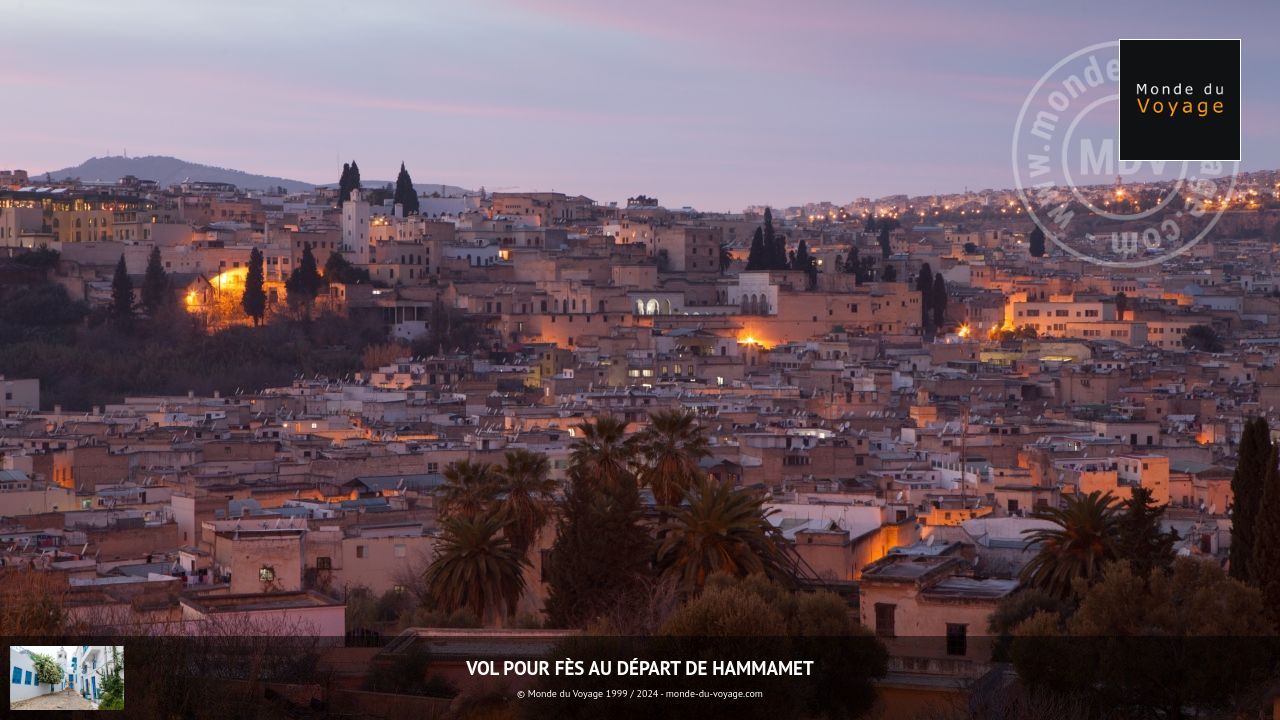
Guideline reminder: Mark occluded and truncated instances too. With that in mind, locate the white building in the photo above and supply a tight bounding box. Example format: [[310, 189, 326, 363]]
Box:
[[8, 646, 55, 703], [68, 645, 121, 704]]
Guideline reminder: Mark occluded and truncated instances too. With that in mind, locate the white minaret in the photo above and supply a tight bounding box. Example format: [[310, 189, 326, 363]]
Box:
[[55, 647, 68, 689], [341, 188, 372, 265]]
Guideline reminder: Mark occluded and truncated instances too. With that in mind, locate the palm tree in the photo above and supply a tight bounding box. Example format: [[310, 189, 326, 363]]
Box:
[[656, 477, 789, 593], [568, 416, 637, 496], [496, 448, 557, 553], [438, 460, 499, 519], [1020, 490, 1121, 599], [425, 510, 528, 622], [636, 409, 710, 508]]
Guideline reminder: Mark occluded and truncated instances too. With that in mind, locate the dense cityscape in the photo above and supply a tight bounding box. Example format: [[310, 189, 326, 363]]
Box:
[[2, 157, 1280, 718]]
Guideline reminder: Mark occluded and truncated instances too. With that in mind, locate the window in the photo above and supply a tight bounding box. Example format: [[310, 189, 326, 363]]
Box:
[[11, 666, 21, 684], [259, 566, 275, 582], [394, 544, 406, 558], [874, 603, 896, 638], [356, 545, 367, 559], [316, 556, 332, 570], [25, 670, 33, 685], [946, 623, 968, 656]]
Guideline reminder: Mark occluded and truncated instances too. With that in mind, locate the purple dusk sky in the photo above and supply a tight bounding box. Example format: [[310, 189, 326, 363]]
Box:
[[5, 0, 1277, 210]]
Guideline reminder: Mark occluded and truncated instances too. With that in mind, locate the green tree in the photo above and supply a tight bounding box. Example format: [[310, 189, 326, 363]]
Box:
[[141, 246, 169, 314], [495, 449, 557, 554], [438, 460, 500, 520], [338, 160, 362, 203], [881, 263, 897, 282], [109, 254, 133, 322], [285, 242, 323, 306], [424, 510, 528, 622], [635, 409, 709, 508], [544, 470, 653, 628], [98, 646, 124, 710], [12, 245, 59, 269], [656, 478, 790, 594], [30, 651, 63, 692], [338, 162, 352, 203], [1020, 491, 1120, 599], [393, 162, 420, 215], [763, 207, 786, 270], [916, 263, 934, 329], [931, 273, 948, 328], [963, 241, 978, 254], [1252, 443, 1280, 617], [241, 247, 266, 326], [567, 416, 637, 496], [658, 574, 888, 720], [1115, 291, 1128, 317], [1183, 324, 1224, 352], [1029, 225, 1046, 257], [1011, 560, 1275, 719], [323, 250, 371, 285], [660, 575, 787, 636], [987, 587, 1071, 662], [1231, 416, 1272, 582], [1114, 486, 1177, 578], [878, 224, 891, 259], [745, 227, 766, 271]]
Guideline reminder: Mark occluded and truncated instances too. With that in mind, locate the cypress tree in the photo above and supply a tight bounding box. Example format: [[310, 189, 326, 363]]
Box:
[[109, 254, 133, 321], [285, 242, 323, 306], [349, 160, 361, 195], [882, 263, 898, 282], [338, 162, 352, 203], [746, 227, 765, 271], [931, 274, 948, 327], [878, 225, 891, 259], [774, 235, 790, 270], [917, 263, 934, 330], [1231, 416, 1272, 582], [1116, 486, 1177, 578], [1029, 226, 1046, 257], [393, 162, 420, 215], [916, 263, 933, 292], [791, 239, 809, 271], [242, 247, 266, 325], [141, 245, 169, 313], [544, 475, 653, 628], [763, 208, 784, 270], [1254, 443, 1280, 616]]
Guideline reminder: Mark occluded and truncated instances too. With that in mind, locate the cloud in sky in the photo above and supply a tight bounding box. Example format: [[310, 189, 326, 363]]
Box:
[[5, 0, 1277, 210]]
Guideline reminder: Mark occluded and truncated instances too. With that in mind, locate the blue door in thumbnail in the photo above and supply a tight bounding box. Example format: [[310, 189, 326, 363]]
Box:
[[91, 676, 97, 700]]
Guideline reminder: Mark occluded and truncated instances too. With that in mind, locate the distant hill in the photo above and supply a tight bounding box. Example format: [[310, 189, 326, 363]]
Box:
[[43, 155, 316, 193], [42, 155, 473, 196]]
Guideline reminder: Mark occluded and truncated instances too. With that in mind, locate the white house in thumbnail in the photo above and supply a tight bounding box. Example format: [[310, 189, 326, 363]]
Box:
[[68, 645, 120, 703], [8, 646, 54, 704]]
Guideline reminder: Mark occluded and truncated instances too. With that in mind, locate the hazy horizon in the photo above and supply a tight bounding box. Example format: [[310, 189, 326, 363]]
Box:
[[6, 0, 1278, 211]]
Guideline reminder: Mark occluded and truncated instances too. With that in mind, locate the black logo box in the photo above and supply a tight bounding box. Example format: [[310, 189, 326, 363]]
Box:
[[1119, 39, 1241, 162]]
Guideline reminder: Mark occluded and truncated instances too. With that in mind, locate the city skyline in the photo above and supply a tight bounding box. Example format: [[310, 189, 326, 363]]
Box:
[[6, 0, 1278, 210]]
